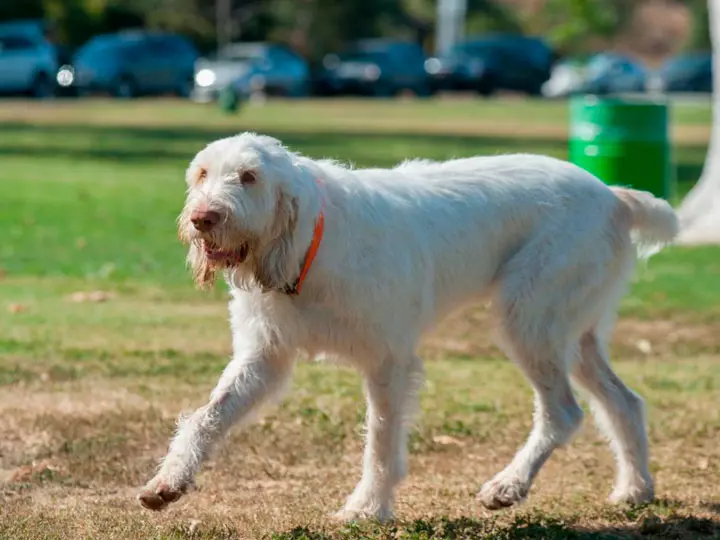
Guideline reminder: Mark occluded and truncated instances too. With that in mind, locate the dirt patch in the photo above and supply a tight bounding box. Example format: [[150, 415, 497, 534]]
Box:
[[421, 304, 719, 360]]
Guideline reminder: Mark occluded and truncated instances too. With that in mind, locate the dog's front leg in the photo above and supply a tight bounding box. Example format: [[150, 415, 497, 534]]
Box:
[[336, 355, 424, 523], [138, 350, 294, 511]]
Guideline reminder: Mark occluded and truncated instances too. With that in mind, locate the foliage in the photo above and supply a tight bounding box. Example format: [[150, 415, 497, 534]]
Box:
[[541, 0, 634, 54], [685, 0, 712, 51], [0, 0, 539, 58]]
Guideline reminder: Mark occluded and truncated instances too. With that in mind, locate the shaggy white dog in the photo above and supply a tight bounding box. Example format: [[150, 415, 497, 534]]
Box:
[[138, 133, 679, 520]]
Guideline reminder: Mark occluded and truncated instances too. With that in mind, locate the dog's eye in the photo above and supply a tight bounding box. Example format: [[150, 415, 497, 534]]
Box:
[[197, 168, 208, 183], [240, 171, 257, 185]]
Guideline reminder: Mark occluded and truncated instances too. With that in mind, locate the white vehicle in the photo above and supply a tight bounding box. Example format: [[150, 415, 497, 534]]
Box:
[[0, 21, 58, 98]]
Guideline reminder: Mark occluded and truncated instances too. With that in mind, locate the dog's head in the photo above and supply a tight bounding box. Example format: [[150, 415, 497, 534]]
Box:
[[178, 133, 305, 291]]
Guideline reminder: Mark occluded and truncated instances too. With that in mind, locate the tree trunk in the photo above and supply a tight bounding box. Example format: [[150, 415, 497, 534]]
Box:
[[677, 0, 720, 244]]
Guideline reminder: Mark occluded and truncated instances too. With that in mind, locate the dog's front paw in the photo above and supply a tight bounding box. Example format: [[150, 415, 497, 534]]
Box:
[[137, 476, 192, 511], [609, 482, 654, 506], [333, 506, 394, 523], [477, 474, 529, 510]]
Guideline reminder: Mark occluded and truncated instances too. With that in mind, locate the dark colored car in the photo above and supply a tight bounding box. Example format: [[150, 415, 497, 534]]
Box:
[[66, 31, 199, 98], [193, 42, 310, 102], [425, 34, 556, 96], [649, 52, 712, 94], [0, 19, 59, 98], [578, 53, 648, 95], [315, 39, 431, 97]]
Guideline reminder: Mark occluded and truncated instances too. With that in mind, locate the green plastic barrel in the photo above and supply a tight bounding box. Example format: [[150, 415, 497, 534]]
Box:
[[218, 86, 240, 114], [569, 96, 673, 200]]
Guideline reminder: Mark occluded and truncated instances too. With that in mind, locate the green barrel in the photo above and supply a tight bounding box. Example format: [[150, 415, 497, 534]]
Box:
[[569, 96, 673, 199], [218, 85, 240, 114]]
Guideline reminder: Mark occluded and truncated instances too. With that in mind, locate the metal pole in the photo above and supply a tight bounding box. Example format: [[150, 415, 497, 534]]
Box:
[[436, 0, 467, 55], [217, 0, 232, 51]]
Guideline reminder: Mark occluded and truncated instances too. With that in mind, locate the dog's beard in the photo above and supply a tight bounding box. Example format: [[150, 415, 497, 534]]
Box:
[[180, 221, 252, 289]]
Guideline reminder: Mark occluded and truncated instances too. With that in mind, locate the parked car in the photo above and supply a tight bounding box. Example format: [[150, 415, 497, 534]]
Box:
[[425, 34, 556, 96], [541, 57, 589, 98], [192, 42, 309, 102], [315, 39, 431, 97], [577, 53, 648, 95], [66, 31, 199, 98], [647, 52, 712, 94], [0, 19, 59, 98]]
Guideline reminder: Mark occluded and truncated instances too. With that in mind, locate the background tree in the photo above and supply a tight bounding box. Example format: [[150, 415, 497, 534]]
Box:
[[676, 0, 720, 244]]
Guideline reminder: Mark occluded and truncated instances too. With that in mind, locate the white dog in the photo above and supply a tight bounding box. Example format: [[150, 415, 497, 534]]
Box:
[[138, 133, 678, 520]]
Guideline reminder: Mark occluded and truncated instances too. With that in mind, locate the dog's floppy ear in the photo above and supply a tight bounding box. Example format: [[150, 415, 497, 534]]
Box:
[[253, 189, 299, 291]]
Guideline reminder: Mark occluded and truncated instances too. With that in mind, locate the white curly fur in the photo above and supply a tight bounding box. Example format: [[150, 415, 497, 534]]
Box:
[[138, 133, 678, 519]]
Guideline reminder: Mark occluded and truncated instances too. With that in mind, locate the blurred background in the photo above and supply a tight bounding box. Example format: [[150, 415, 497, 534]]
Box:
[[0, 0, 713, 101]]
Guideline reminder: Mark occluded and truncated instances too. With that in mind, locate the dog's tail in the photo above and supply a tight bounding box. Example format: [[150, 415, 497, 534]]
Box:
[[611, 186, 679, 258]]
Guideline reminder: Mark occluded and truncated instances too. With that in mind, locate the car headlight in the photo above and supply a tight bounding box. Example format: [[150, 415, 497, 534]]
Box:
[[195, 69, 216, 87], [56, 65, 74, 87], [363, 64, 381, 81], [424, 58, 442, 75]]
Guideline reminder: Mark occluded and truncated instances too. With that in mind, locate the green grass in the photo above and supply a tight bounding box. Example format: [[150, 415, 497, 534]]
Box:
[[0, 97, 718, 539], [0, 98, 717, 313]]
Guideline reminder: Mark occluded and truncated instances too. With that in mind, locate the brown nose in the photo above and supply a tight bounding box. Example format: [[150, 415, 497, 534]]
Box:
[[190, 208, 221, 232]]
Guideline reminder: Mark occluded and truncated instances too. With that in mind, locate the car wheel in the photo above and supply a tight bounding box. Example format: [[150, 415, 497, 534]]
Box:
[[476, 78, 496, 97], [372, 80, 396, 98], [176, 76, 194, 98], [31, 73, 54, 99], [113, 76, 136, 99], [413, 80, 434, 98]]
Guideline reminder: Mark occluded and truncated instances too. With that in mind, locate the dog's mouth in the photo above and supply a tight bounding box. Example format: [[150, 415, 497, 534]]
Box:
[[202, 240, 249, 265]]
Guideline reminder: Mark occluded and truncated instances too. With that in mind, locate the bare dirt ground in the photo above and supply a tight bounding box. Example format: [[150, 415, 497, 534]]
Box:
[[1, 297, 719, 539]]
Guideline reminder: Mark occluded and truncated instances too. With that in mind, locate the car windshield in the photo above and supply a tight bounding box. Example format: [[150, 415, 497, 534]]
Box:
[[214, 44, 267, 61], [586, 55, 621, 78], [448, 42, 491, 56], [340, 51, 384, 63], [663, 54, 710, 74], [75, 37, 124, 63]]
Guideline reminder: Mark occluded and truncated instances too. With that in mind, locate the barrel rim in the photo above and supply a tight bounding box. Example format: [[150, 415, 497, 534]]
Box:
[[570, 94, 669, 108]]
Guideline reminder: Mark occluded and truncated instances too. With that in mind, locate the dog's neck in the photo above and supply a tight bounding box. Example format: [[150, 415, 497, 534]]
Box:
[[282, 186, 326, 295]]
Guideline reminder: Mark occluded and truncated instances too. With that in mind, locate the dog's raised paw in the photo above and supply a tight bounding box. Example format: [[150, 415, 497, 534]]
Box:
[[477, 475, 529, 510], [137, 482, 186, 511]]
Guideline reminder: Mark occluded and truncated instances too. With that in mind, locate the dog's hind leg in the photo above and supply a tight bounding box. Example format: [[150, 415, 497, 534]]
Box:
[[335, 353, 424, 522], [569, 257, 654, 505], [478, 228, 613, 510], [572, 330, 653, 504], [138, 349, 295, 511], [477, 326, 583, 510]]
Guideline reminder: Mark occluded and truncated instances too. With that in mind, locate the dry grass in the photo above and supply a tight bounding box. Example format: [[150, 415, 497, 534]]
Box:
[[0, 98, 710, 145], [1, 287, 719, 539]]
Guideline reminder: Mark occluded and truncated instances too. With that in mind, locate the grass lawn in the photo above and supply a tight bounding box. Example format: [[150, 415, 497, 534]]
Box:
[[0, 97, 718, 539]]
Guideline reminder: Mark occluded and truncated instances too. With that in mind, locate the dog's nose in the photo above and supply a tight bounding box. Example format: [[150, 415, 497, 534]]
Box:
[[190, 208, 221, 232]]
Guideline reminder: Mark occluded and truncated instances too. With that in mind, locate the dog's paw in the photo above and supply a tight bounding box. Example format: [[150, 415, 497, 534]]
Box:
[[137, 477, 192, 511], [332, 506, 393, 523], [609, 482, 654, 506], [477, 474, 529, 510]]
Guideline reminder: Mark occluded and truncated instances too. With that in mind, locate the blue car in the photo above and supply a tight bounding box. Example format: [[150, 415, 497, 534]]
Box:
[[66, 31, 199, 98], [649, 52, 712, 94], [193, 42, 310, 102], [315, 39, 432, 97], [425, 34, 556, 96], [579, 53, 648, 95]]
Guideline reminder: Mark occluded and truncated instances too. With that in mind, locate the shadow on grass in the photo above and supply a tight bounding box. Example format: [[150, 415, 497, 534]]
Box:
[[268, 511, 720, 540], [0, 121, 566, 164], [0, 121, 707, 191]]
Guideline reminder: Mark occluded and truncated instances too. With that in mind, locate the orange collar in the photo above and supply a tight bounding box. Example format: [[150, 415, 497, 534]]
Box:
[[284, 192, 325, 296]]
